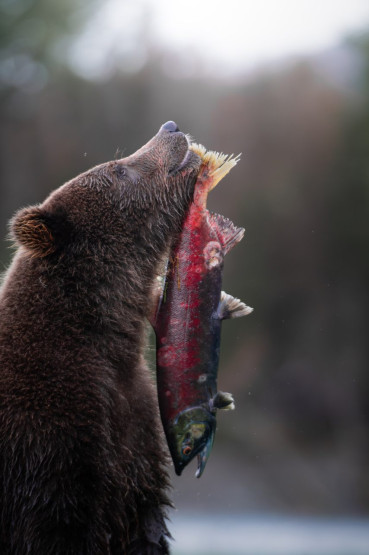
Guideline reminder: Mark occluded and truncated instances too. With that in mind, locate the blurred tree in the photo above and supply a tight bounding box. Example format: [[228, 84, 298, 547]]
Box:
[[0, 0, 100, 94], [329, 32, 369, 283], [326, 32, 369, 508]]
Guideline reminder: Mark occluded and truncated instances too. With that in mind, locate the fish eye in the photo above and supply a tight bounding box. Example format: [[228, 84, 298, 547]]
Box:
[[182, 445, 192, 456], [182, 433, 194, 457]]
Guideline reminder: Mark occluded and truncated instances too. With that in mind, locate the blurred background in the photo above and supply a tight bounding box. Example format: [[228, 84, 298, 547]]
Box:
[[1, 0, 369, 553]]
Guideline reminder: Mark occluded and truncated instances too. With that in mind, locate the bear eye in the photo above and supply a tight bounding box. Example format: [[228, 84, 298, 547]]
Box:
[[115, 165, 126, 179]]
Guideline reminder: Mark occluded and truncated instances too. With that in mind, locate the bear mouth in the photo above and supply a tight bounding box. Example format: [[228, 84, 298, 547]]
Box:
[[169, 138, 200, 176], [176, 148, 192, 171]]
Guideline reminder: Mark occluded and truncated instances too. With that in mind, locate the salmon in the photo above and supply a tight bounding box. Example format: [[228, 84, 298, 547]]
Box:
[[151, 144, 252, 477]]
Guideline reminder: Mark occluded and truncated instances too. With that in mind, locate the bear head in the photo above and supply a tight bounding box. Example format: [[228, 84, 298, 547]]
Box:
[[10, 121, 201, 265]]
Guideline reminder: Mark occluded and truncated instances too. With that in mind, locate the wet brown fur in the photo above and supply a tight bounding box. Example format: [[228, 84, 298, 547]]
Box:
[[0, 125, 201, 554]]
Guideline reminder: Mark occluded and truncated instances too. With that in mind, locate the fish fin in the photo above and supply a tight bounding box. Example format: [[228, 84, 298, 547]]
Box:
[[217, 291, 253, 320], [211, 391, 235, 411], [208, 213, 245, 255]]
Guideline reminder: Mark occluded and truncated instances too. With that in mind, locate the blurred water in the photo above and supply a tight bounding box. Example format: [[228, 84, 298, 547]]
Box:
[[170, 514, 369, 555]]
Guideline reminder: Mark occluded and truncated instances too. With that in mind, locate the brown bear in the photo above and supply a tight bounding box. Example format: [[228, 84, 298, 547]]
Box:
[[0, 121, 201, 554]]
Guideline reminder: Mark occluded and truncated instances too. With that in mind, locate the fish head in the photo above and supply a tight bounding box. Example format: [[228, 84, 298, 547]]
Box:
[[167, 407, 216, 478]]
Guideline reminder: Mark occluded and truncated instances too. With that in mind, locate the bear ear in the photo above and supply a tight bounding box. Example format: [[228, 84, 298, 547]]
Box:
[[11, 206, 57, 258]]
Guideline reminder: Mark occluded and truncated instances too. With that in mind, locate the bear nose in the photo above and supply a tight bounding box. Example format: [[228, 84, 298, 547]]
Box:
[[161, 121, 180, 133]]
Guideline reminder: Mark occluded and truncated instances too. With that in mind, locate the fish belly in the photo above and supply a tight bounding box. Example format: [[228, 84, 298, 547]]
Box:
[[155, 212, 223, 422]]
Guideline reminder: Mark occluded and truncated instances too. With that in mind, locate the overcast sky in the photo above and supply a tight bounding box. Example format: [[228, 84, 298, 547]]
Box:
[[69, 0, 369, 79], [151, 0, 369, 63]]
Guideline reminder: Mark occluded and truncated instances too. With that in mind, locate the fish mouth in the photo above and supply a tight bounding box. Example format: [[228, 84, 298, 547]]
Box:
[[195, 435, 214, 478], [167, 408, 216, 477], [173, 430, 214, 478], [171, 433, 204, 477]]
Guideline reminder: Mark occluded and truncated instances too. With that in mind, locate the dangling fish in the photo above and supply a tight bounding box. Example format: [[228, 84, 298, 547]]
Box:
[[151, 144, 252, 477]]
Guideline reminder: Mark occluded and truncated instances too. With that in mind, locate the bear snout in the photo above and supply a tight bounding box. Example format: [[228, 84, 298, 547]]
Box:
[[160, 121, 180, 133]]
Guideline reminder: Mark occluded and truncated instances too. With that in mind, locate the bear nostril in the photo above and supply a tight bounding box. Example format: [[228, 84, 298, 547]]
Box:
[[161, 121, 180, 133]]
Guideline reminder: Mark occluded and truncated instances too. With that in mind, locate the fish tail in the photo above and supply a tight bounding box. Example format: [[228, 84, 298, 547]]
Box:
[[190, 143, 241, 191]]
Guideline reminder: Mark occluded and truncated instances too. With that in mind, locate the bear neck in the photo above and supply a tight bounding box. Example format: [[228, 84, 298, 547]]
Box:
[[0, 248, 156, 371]]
